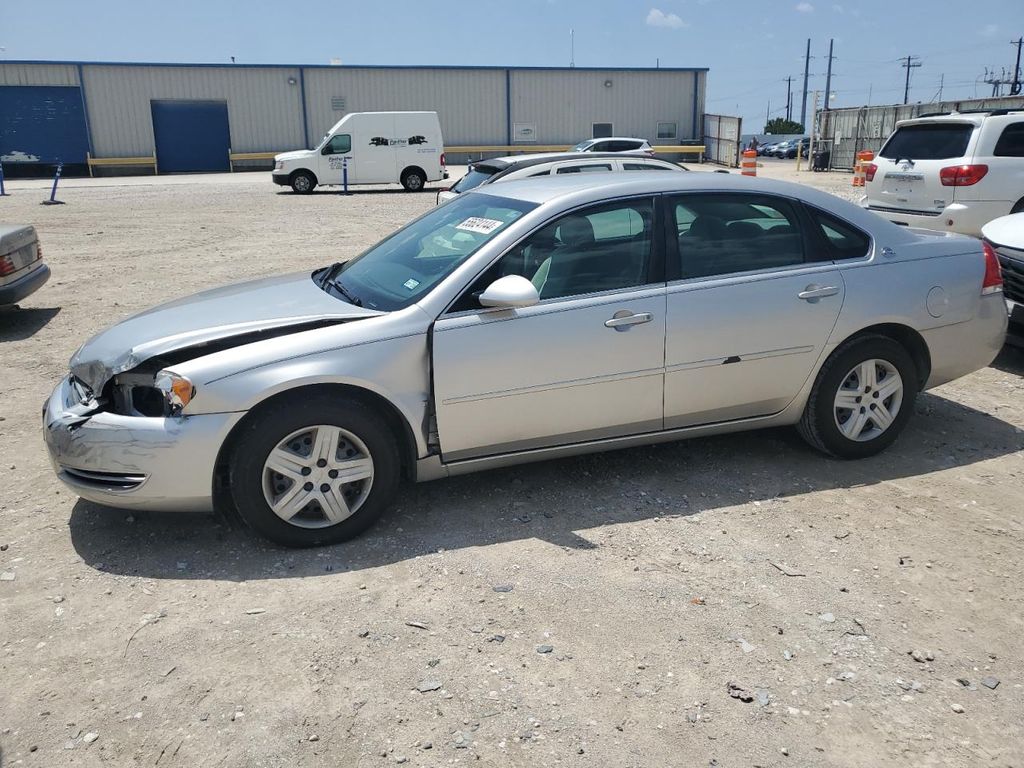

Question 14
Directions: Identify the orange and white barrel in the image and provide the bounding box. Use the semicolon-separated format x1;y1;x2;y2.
852;149;874;187
741;149;757;177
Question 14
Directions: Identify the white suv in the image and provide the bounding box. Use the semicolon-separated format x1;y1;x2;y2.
862;110;1024;236
571;137;655;155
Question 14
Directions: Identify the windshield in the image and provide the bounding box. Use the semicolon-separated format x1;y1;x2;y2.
451;166;498;193
571;140;594;152
880;123;973;160
321;193;537;311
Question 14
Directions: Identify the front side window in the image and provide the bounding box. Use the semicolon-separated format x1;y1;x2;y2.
879;123;973;160
450;197;655;311
321;193;536;311
994;122;1024;157
323;134;352;154
657;122;677;139
555;163;613;174
671;193;805;279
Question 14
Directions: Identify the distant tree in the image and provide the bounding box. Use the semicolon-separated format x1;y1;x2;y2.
764;118;805;135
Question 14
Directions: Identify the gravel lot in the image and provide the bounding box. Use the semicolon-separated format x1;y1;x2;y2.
1;163;1023;767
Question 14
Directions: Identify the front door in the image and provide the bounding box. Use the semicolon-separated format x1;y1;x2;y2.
317;133;353;185
432;197;667;461
663;192;845;428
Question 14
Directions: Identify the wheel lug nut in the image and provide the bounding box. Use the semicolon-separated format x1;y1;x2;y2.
320;483;330;493
303;482;314;491
316;459;327;468
328;469;339;479
301;467;312;476
860;407;865;413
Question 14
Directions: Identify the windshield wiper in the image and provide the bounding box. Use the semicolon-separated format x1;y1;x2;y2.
316;263;362;306
332;278;362;306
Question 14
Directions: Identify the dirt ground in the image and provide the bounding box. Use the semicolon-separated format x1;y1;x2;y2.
1;162;1023;768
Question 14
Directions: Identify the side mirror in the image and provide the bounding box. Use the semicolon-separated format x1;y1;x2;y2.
478;275;540;309
321;145;332;155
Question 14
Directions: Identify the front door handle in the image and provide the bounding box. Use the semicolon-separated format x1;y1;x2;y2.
605;311;653;330
797;285;839;301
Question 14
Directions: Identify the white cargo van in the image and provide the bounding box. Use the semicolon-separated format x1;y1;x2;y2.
272;111;446;194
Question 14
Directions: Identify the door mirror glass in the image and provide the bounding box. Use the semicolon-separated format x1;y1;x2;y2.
478;275;540;309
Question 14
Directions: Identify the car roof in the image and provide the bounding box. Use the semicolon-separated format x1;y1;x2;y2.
476;152;673;172
470;171;914;241
584;137;649;142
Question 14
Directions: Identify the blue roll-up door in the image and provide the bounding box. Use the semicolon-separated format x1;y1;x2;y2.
151;100;230;173
0;85;90;165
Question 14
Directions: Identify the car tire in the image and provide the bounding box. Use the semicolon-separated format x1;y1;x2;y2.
400;168;425;192
290;170;316;194
797;335;918;459
1011;197;1024;214
229;394;401;547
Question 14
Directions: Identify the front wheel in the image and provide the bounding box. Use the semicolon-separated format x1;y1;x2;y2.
290;170;316;194
797;335;918;459
229;395;400;547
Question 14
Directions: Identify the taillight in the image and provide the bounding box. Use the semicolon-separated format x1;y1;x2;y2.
939;164;988;186
0;256;14;277
440;153;446;167
864;162;878;182
981;241;1003;295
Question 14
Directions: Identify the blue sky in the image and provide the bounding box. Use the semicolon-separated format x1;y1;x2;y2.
2;0;1022;134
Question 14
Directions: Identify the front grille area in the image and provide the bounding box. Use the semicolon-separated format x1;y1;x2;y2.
995;245;1024;304
62;467;146;490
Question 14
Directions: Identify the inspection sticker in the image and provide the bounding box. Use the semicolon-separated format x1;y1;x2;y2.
403;278;420;290
455;217;505;235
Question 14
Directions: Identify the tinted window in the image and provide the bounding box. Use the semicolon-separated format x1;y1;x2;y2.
622;162;673;171
555;163;613;174
451;166;498;193
672;193;805;279
879;123;973;160
994;122;1024;157
609;140;643;152
657;122;677;139
807;207;871;260
325;134;351;154
592;123;614;139
451;198;655;310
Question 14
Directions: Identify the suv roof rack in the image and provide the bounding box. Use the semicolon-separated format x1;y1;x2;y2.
915;108;1022;118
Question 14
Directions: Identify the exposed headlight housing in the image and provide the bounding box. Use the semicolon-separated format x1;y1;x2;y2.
274;160;284;170
154;371;194;415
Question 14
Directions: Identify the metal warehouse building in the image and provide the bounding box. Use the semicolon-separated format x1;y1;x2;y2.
0;61;707;174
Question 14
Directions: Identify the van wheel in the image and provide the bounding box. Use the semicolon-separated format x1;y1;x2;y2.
797;335;918;459
400;168;425;192
290;170;316;194
229;394;400;547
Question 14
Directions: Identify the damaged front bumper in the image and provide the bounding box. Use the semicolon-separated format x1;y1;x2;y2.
42;375;244;512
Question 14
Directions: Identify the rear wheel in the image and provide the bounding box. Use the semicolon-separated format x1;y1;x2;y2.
797;335;918;459
400;168;425;192
290;170;316;194
229;395;400;547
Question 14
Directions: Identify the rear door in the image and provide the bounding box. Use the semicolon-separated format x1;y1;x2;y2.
969;117;1024;209
868;120;977;216
355;114;398;183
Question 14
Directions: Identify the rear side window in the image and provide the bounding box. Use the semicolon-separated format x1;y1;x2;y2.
610;140;643;152
994;123;1024;157
672;193;806;279
807;207;871;261
622;162;672;171
555;163;613;174
879;123;973;160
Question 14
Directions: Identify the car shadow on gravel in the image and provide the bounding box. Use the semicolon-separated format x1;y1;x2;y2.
991;345;1024;375
68;390;1023;582
0;306;61;342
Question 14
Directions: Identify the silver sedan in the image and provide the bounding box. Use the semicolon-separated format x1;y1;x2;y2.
43;174;1008;546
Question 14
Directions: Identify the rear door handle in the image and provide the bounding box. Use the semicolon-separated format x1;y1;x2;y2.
797;285;839;301
605;311;653;330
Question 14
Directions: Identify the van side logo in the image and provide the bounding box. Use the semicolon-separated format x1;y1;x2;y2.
368;136;431;147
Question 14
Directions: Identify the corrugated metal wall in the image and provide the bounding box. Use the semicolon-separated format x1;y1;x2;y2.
81;65;307;157
509;69;699;145
819;95;1024;170
0;63;80;86
303;67;506;147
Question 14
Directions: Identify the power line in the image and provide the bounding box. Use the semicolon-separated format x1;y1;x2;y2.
900;55;922;104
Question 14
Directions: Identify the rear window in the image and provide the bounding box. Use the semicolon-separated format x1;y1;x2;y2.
451;166;498;193
879;123;973;160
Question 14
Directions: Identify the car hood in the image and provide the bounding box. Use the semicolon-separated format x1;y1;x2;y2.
70;271;379;393
275;150;312;162
981;213;1024;249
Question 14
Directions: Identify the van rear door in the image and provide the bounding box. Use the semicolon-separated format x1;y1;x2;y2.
866;120;977;216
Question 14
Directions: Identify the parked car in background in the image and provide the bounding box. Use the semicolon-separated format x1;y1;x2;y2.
785;137;811;159
862;110;1024;236
771;140;795;158
758;141;779;157
44;173;1006;547
272;111;446;194
981;212;1024;346
571;137;654;155
1;224;49;307
437;152;685;203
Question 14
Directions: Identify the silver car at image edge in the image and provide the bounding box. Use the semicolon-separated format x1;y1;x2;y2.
43;174;1008;546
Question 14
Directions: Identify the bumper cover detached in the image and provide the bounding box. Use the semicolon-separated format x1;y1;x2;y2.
42;375;244;512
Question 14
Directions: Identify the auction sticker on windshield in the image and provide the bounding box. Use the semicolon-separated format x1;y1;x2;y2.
455;217;505;235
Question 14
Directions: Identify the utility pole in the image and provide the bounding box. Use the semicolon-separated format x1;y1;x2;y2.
765;99;771;132
901;55;922;104
1011;37;1023;95
785;76;793;121
800;38;811;128
937;73;944;101
570;29;575;68
824;39;835;110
